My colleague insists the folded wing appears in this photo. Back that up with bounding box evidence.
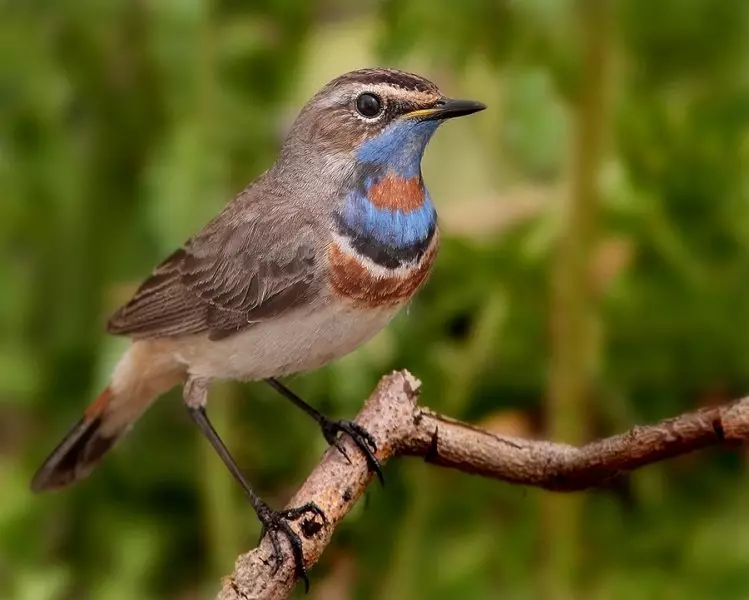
[107,206,319,341]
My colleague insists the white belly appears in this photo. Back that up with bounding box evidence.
[173,301,401,381]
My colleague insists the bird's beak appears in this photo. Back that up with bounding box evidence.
[407,98,487,121]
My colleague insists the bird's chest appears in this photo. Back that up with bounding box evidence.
[328,171,440,308]
[327,228,440,309]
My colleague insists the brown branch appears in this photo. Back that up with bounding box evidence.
[216,370,749,600]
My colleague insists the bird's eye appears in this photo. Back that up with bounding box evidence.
[355,93,382,118]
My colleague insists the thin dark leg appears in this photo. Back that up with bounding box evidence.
[185,384,326,592]
[265,378,383,485]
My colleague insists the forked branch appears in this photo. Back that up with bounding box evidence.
[216,370,749,600]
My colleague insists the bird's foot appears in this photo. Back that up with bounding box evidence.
[321,418,383,485]
[262,379,384,485]
[257,501,328,592]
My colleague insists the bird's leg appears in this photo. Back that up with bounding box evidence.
[265,378,383,485]
[183,377,326,591]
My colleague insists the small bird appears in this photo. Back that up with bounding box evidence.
[31,68,485,588]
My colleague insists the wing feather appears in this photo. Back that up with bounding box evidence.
[107,203,320,341]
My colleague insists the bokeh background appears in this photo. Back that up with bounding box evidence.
[3,0,749,598]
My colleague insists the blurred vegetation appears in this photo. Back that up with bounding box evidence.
[2,0,749,598]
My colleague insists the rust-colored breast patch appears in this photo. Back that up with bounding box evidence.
[367,175,424,212]
[328,232,440,308]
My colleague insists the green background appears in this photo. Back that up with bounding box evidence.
[3,1,749,598]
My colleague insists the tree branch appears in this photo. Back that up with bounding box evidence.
[216,370,749,600]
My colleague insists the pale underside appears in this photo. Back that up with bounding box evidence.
[107,299,400,415]
[171,300,400,381]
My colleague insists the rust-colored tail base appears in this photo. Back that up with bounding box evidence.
[31,387,122,492]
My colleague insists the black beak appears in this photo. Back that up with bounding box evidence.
[411,98,487,121]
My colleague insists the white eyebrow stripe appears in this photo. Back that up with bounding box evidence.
[317,83,440,111]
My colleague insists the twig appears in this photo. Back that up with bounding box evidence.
[216,370,749,600]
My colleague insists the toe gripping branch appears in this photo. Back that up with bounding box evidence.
[321,418,383,485]
[188,401,327,592]
[256,501,328,592]
[265,378,384,485]
[190,378,385,592]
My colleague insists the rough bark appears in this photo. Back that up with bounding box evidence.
[216,370,749,600]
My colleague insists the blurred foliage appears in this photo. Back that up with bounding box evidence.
[2,0,749,599]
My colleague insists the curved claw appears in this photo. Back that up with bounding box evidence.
[333,439,351,464]
[281,501,329,525]
[344,422,378,453]
[257,502,328,593]
[322,420,384,486]
[266,519,308,589]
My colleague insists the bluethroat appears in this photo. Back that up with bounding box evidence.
[31,68,485,589]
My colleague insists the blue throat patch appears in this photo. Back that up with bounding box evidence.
[335,119,440,268]
[355,118,440,179]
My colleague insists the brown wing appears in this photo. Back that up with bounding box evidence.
[107,207,319,341]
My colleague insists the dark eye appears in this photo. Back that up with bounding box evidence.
[356,93,382,118]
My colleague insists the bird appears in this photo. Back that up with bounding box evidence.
[30,67,485,589]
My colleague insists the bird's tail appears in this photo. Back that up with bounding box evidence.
[31,343,184,492]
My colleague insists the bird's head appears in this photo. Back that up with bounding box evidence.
[281,68,486,180]
[275,69,485,267]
